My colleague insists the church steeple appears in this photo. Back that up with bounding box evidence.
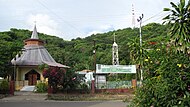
[112,33,119,65]
[12,24,69,68]
[24,24,44,46]
[31,24,39,39]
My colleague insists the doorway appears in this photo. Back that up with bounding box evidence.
[25,69,40,85]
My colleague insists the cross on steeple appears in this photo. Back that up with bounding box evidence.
[113,33,116,42]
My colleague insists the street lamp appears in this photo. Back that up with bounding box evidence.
[137,14,144,85]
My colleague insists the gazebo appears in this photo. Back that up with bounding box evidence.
[11,25,69,90]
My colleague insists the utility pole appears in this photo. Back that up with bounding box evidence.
[137,14,144,85]
[93,40,97,89]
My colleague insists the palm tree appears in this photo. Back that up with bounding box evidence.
[128,37,148,81]
[163,0,190,53]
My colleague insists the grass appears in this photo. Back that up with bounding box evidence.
[0,94,8,99]
[47,93,134,101]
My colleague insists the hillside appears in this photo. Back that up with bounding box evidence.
[0,23,169,77]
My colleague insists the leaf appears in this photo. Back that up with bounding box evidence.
[170,2,178,9]
[185,91,190,96]
[163,15,170,20]
[180,0,185,9]
[163,8,171,11]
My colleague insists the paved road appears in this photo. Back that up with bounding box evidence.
[0,92,128,107]
[0,100,127,107]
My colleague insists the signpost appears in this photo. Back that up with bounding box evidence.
[96,64,136,74]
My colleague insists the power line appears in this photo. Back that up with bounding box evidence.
[143,11,170,23]
[134,11,170,27]
[36,0,85,36]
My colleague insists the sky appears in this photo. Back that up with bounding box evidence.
[0,0,181,40]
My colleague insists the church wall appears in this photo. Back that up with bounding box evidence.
[17,66,43,80]
[15,66,45,90]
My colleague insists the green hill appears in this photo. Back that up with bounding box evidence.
[0,23,169,77]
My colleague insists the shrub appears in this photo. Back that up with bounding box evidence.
[80,83,90,94]
[35,82,48,93]
[129,48,190,106]
[61,69,84,92]
[0,80,9,94]
[42,66,66,93]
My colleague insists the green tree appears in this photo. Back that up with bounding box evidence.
[129,46,190,107]
[163,0,190,53]
[129,0,190,106]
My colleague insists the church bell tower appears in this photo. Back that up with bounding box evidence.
[112,33,119,65]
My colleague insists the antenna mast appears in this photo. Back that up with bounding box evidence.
[132,4,135,29]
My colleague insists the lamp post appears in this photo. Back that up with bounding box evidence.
[137,14,144,85]
[93,40,97,87]
[91,40,96,93]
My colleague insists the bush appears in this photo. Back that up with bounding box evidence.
[42,66,66,93]
[0,80,9,94]
[80,83,90,94]
[129,48,190,106]
[35,82,48,93]
[61,69,84,92]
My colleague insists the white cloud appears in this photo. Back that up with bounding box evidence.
[87,31,103,36]
[100,25,114,31]
[0,0,182,40]
[27,14,60,36]
[87,24,115,36]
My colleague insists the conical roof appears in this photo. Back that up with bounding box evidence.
[11,45,69,68]
[11,25,69,68]
[31,25,39,39]
[113,42,118,47]
[113,33,118,47]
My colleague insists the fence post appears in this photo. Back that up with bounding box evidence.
[132,79,137,88]
[9,81,14,95]
[48,85,52,94]
[91,80,95,94]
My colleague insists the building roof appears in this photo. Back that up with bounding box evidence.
[31,25,39,39]
[113,33,118,47]
[113,42,118,47]
[11,25,69,68]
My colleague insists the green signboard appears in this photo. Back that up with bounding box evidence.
[96,64,136,74]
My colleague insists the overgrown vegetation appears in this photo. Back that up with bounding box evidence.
[0,80,9,94]
[129,0,190,106]
[129,46,190,106]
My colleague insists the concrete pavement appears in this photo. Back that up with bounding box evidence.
[0,91,47,101]
[0,101,128,107]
